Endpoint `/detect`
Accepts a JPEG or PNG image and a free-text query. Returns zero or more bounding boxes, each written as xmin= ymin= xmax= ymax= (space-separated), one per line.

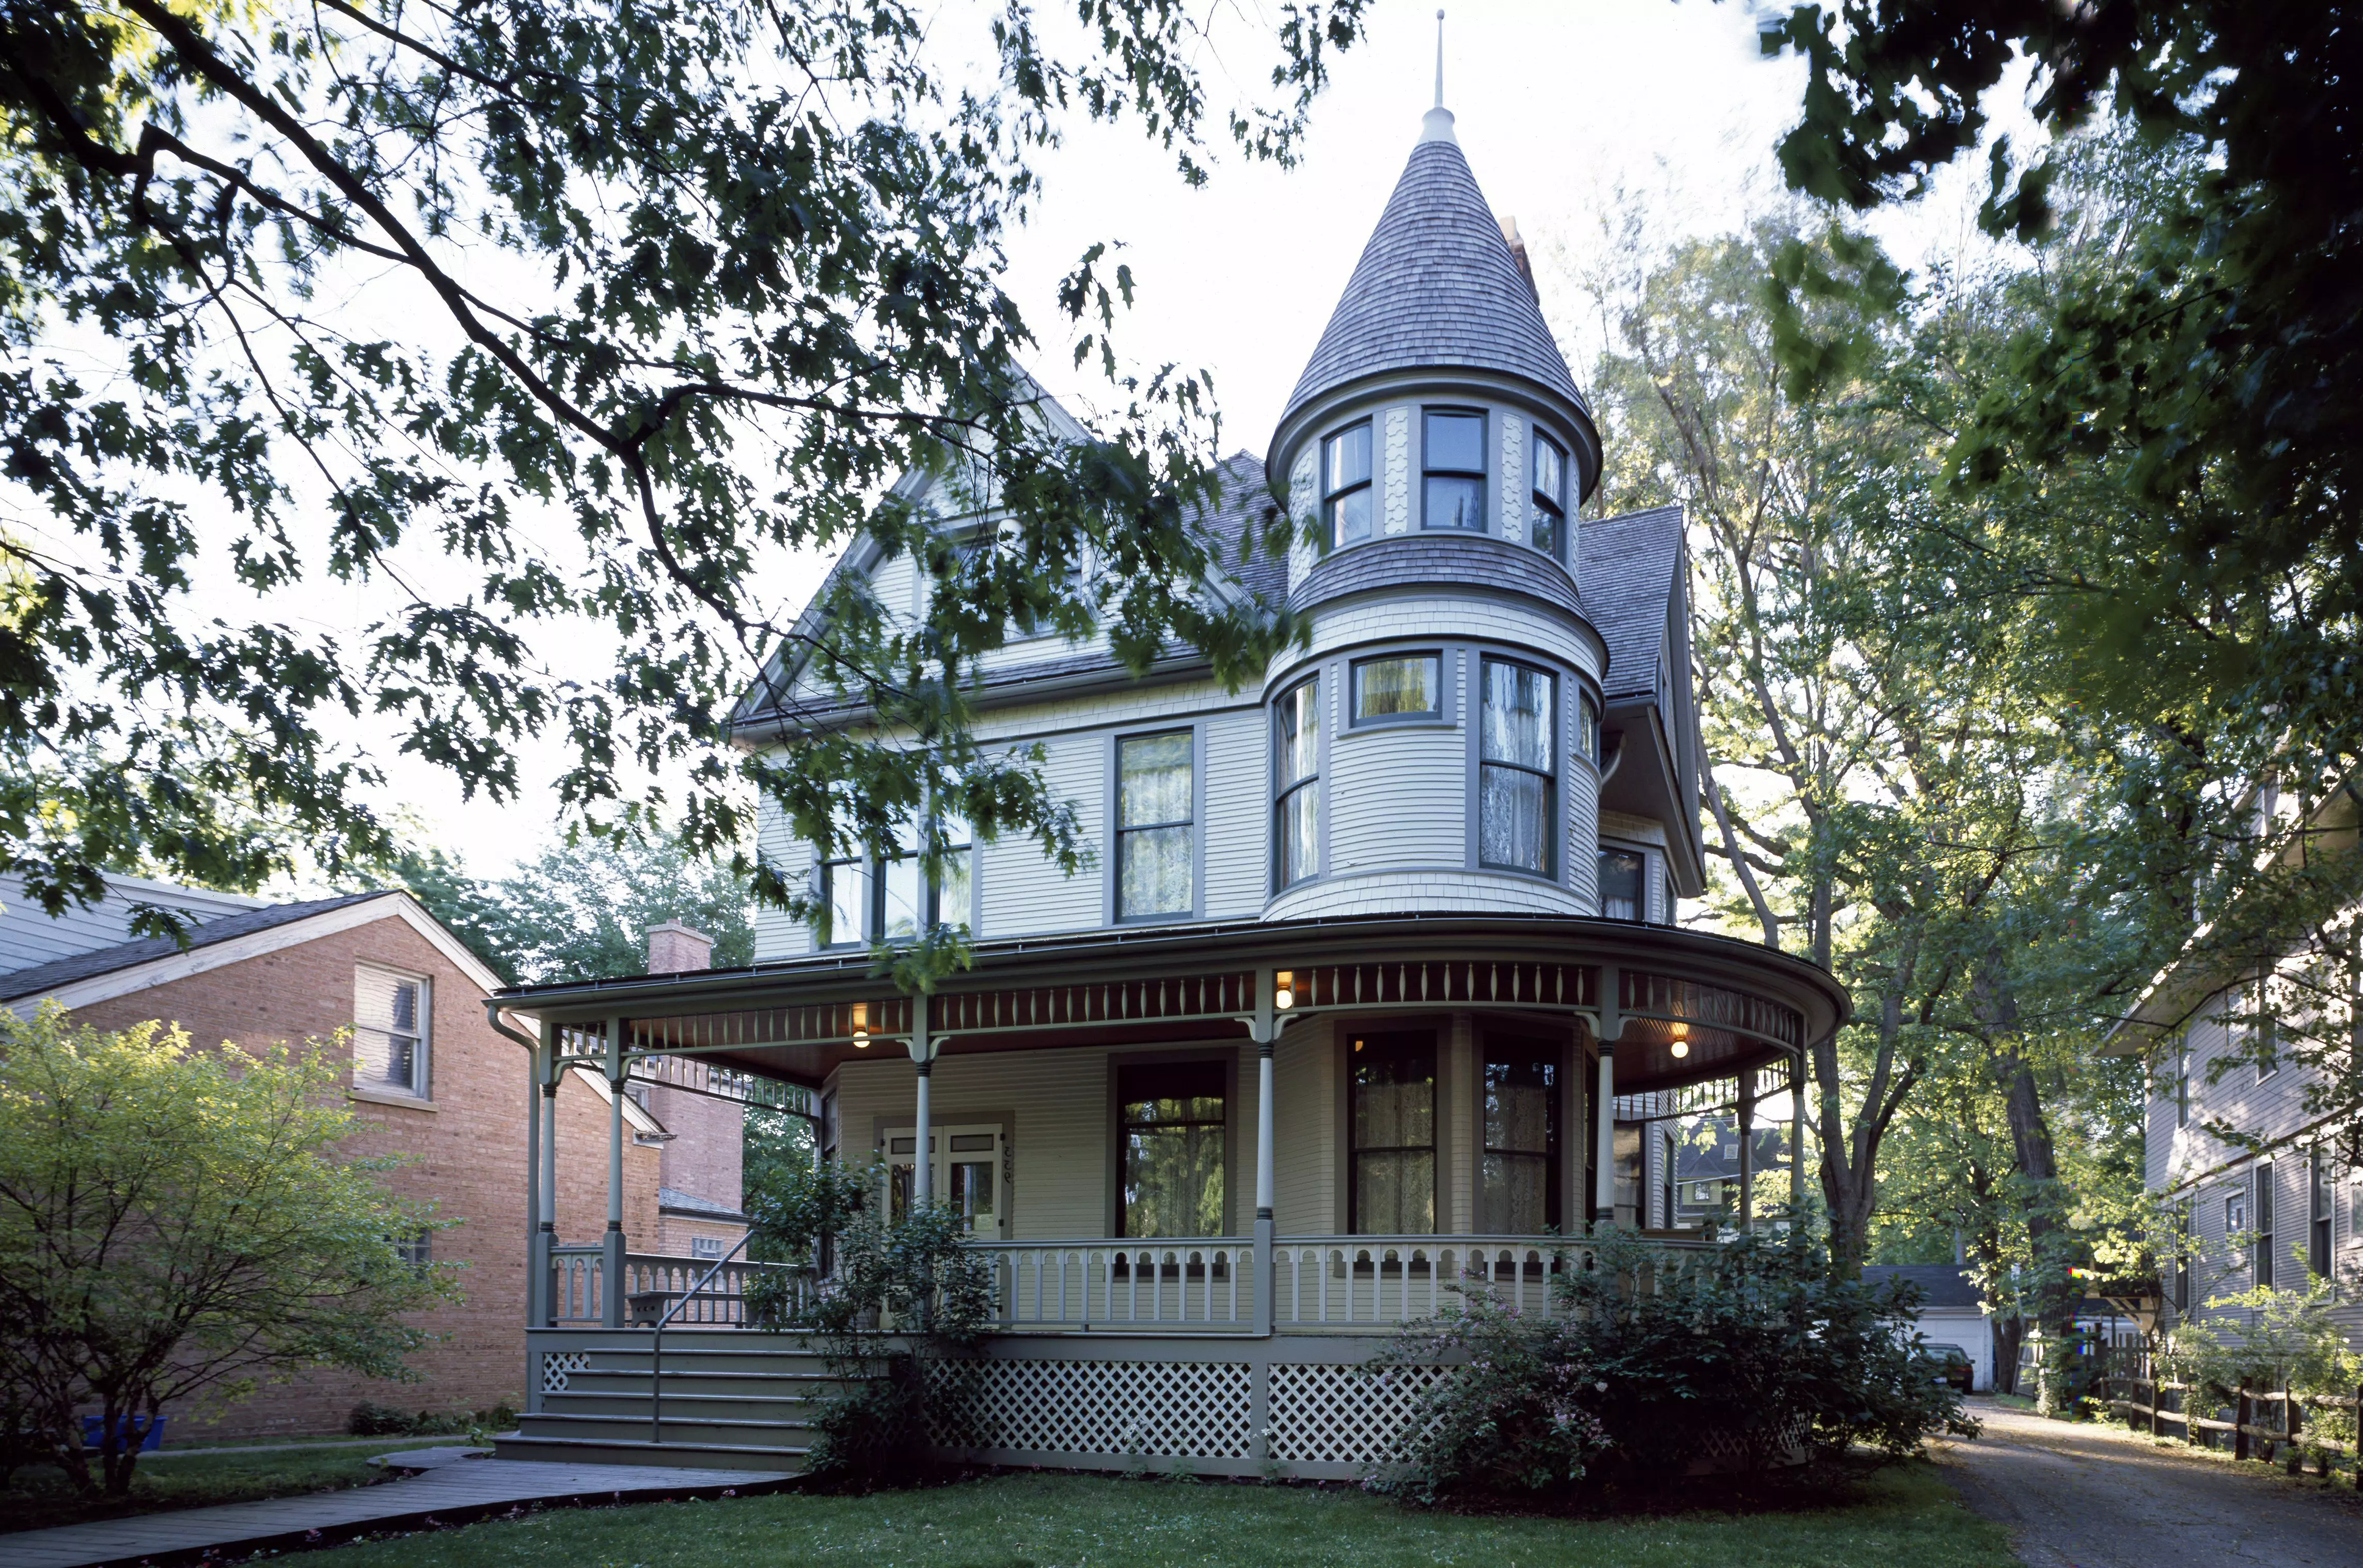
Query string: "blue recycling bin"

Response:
xmin=81 ymin=1414 xmax=167 ymax=1452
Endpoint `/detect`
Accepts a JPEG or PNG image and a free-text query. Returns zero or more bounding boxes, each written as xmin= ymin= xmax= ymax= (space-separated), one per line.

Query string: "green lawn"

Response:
xmin=318 ymin=1465 xmax=2015 ymax=1567
xmin=2 ymin=1440 xmax=429 ymax=1534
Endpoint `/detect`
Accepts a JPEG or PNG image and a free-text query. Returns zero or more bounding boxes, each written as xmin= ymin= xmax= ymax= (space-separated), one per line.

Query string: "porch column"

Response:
xmin=527 ymin=1022 xmax=550 ymax=1329
xmin=604 ymin=1012 xmax=626 ymax=1328
xmin=1593 ymin=966 xmax=1620 ymax=1229
xmin=1252 ymin=968 xmax=1279 ymax=1339
xmin=1736 ymin=1070 xmax=1756 ymax=1235
xmin=1790 ymin=1053 xmax=1806 ymax=1212
xmin=541 ymin=1031 xmax=560 ymax=1320
xmin=909 ymin=991 xmax=934 ymax=1205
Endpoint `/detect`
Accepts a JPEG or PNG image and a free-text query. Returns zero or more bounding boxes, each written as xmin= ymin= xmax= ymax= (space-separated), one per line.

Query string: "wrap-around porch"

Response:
xmin=496 ymin=914 xmax=1845 ymax=1475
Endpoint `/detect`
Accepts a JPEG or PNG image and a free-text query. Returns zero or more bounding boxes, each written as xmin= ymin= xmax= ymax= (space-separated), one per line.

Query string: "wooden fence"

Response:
xmin=2100 ymin=1345 xmax=2363 ymax=1486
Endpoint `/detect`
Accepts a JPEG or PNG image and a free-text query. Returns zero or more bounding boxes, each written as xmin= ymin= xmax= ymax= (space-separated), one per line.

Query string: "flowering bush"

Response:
xmin=1366 ymin=1229 xmax=1977 ymax=1505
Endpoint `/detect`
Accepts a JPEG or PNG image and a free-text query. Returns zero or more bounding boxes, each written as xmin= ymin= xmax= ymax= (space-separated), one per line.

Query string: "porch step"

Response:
xmin=566 ymin=1369 xmax=863 ymax=1400
xmin=494 ymin=1432 xmax=813 ymax=1472
xmin=545 ymin=1390 xmax=827 ymax=1423
xmin=518 ymin=1410 xmax=820 ymax=1449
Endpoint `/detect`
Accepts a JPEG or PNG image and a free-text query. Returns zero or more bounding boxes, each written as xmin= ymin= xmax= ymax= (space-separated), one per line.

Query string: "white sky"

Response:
xmin=346 ymin=0 xmax=2014 ymax=881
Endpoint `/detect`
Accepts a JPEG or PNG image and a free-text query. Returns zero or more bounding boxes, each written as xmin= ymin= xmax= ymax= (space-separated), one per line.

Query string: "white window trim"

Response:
xmin=353 ymin=961 xmax=432 ymax=1103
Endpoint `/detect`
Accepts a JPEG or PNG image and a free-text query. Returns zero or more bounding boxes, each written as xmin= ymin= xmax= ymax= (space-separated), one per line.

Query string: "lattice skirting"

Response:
xmin=1268 ymin=1362 xmax=1447 ymax=1466
xmin=927 ymin=1360 xmax=1254 ymax=1459
xmin=540 ymin=1350 xmax=593 ymax=1394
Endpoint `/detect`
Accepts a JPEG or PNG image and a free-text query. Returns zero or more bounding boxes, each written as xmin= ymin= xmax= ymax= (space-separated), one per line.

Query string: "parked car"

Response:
xmin=1922 ymin=1345 xmax=1975 ymax=1393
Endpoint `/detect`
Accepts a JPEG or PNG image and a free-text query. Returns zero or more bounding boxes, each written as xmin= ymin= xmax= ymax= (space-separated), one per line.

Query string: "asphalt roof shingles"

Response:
xmin=1283 ymin=136 xmax=1590 ymax=430
xmin=0 ymin=892 xmax=392 ymax=1002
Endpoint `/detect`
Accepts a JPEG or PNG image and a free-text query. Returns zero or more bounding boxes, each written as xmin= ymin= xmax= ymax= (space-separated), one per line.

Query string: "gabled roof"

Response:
xmin=1279 ymin=113 xmax=1590 ymax=437
xmin=1862 ymin=1264 xmax=1987 ymax=1312
xmin=0 ymin=892 xmax=389 ymax=1002
xmin=1585 ymin=504 xmax=1683 ymax=702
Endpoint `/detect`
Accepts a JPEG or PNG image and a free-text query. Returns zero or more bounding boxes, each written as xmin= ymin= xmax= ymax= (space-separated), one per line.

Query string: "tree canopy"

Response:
xmin=1 ymin=0 xmax=1367 ymax=967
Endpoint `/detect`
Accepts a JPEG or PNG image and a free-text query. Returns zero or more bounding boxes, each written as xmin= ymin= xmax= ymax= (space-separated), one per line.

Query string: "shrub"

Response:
xmin=1367 ymin=1228 xmax=1977 ymax=1506
xmin=2164 ymin=1277 xmax=2360 ymax=1460
xmin=347 ymin=1401 xmax=519 ymax=1438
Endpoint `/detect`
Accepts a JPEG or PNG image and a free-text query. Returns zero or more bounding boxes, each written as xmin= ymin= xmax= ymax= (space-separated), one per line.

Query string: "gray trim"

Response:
xmin=1419 ymin=404 xmax=1488 ymax=535
xmin=1335 ymin=1016 xmax=1451 ymax=1237
xmin=1291 ymin=531 xmax=1589 ymax=628
xmin=1466 ymin=651 xmax=1562 ymax=884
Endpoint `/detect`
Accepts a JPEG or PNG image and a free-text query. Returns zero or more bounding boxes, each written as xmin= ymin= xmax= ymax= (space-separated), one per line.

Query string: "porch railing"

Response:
xmin=976 ymin=1241 xmax=1256 ymax=1328
xmin=1274 ymin=1237 xmax=1579 ymax=1327
xmin=548 ymin=1246 xmax=809 ymax=1326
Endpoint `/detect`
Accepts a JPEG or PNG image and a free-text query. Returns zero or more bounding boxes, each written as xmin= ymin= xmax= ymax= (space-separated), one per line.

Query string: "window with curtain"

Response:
xmin=355 ymin=965 xmax=428 ymax=1096
xmin=1119 ymin=1062 xmax=1226 ymax=1237
xmin=1324 ymin=422 xmax=1373 ymax=547
xmin=1598 ymin=849 xmax=1644 ymax=921
xmin=1351 ymin=654 xmax=1441 ymax=724
xmin=1423 ymin=409 xmax=1485 ymax=531
xmin=1531 ymin=434 xmax=1568 ymax=559
xmin=1578 ymin=689 xmax=1600 ymax=764
xmin=1275 ymin=677 xmax=1320 ymax=889
xmin=1351 ymin=1031 xmax=1436 ymax=1234
xmin=1478 ymin=658 xmax=1554 ymax=875
xmin=1118 ymin=731 xmax=1193 ymax=917
xmin=1480 ymin=1035 xmax=1559 ymax=1233
xmin=2311 ymin=1147 xmax=2333 ymax=1279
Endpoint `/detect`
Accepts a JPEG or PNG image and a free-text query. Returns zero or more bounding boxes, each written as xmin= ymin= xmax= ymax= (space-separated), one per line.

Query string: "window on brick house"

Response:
xmin=691 ymin=1236 xmax=726 ymax=1260
xmin=354 ymin=965 xmax=429 ymax=1097
xmin=393 ymin=1230 xmax=432 ymax=1270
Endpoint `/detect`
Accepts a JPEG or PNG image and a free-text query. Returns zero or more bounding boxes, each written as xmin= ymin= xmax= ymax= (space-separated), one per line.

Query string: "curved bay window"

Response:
xmin=1480 ymin=1035 xmax=1559 ymax=1233
xmin=1351 ymin=654 xmax=1441 ymax=724
xmin=1478 ymin=658 xmax=1555 ymax=875
xmin=1531 ymin=434 xmax=1568 ymax=560
xmin=1351 ymin=1031 xmax=1436 ymax=1234
xmin=1119 ymin=1062 xmax=1226 ymax=1237
xmin=1324 ymin=422 xmax=1373 ymax=547
xmin=1423 ymin=409 xmax=1486 ymax=531
xmin=1275 ymin=676 xmax=1320 ymax=889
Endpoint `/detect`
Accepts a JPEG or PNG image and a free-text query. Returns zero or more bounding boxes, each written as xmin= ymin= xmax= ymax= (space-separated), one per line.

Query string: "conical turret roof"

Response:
xmin=1279 ymin=115 xmax=1590 ymax=432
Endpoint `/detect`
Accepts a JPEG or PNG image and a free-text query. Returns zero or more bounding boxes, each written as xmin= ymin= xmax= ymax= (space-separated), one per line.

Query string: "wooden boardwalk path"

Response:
xmin=0 ymin=1448 xmax=793 ymax=1567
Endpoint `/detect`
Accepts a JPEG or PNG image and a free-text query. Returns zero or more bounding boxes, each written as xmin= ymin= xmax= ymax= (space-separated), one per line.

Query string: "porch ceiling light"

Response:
xmin=851 ymin=1001 xmax=871 ymax=1048
xmin=1669 ymin=1020 xmax=1690 ymax=1059
xmin=1274 ymin=971 xmax=1296 ymax=1011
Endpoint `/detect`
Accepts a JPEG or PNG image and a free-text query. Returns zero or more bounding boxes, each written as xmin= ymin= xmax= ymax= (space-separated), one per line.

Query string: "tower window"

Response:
xmin=1323 ymin=423 xmax=1373 ymax=547
xmin=1351 ymin=654 xmax=1441 ymax=724
xmin=1477 ymin=658 xmax=1554 ymax=875
xmin=1423 ymin=410 xmax=1486 ymax=532
xmin=1532 ymin=435 xmax=1569 ymax=559
xmin=1275 ymin=676 xmax=1320 ymax=889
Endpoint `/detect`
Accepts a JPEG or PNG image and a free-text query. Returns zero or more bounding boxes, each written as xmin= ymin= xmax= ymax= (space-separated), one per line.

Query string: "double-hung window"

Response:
xmin=1351 ymin=1031 xmax=1436 ymax=1233
xmin=1577 ymin=690 xmax=1601 ymax=764
xmin=1477 ymin=658 xmax=1555 ymax=876
xmin=2255 ymin=1163 xmax=2276 ymax=1286
xmin=1480 ymin=1036 xmax=1559 ymax=1233
xmin=1118 ymin=732 xmax=1194 ymax=918
xmin=2173 ymin=1202 xmax=2191 ymax=1311
xmin=1599 ymin=849 xmax=1644 ymax=921
xmin=1531 ymin=434 xmax=1569 ymax=559
xmin=1351 ymin=654 xmax=1441 ymax=724
xmin=1117 ymin=1062 xmax=1226 ymax=1237
xmin=1324 ymin=423 xmax=1374 ymax=547
xmin=1275 ymin=677 xmax=1320 ymax=889
xmin=2310 ymin=1147 xmax=2334 ymax=1279
xmin=2225 ymin=1187 xmax=2251 ymax=1275
xmin=1423 ymin=410 xmax=1486 ymax=531
xmin=355 ymin=966 xmax=429 ymax=1098
xmin=821 ymin=809 xmax=971 ymax=945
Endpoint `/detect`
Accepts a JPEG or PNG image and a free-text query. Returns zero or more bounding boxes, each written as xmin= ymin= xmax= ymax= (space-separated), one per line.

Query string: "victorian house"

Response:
xmin=495 ymin=90 xmax=1846 ymax=1476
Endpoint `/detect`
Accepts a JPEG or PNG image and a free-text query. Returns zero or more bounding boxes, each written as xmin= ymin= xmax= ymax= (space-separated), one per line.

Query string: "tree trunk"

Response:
xmin=1993 ymin=1313 xmax=2026 ymax=1396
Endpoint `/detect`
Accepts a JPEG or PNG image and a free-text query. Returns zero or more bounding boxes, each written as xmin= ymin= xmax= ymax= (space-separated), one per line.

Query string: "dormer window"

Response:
xmin=1423 ymin=410 xmax=1486 ymax=531
xmin=1323 ymin=423 xmax=1373 ymax=547
xmin=1532 ymin=435 xmax=1568 ymax=560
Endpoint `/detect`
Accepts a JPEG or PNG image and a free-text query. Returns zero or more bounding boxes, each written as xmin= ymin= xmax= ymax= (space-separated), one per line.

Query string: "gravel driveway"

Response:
xmin=1933 ymin=1397 xmax=2363 ymax=1566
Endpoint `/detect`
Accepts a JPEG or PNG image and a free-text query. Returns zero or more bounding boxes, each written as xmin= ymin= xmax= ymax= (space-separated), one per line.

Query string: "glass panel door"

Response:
xmin=883 ymin=1123 xmax=1007 ymax=1237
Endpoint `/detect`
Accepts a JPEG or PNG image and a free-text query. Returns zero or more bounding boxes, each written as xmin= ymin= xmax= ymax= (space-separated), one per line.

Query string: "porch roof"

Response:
xmin=493 ymin=913 xmax=1847 ymax=1098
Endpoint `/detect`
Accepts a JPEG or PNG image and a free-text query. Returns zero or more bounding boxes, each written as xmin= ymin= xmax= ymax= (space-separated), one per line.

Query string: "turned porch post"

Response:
xmin=1737 ymin=1070 xmax=1756 ymax=1234
xmin=909 ymin=991 xmax=934 ymax=1204
xmin=1594 ymin=964 xmax=1620 ymax=1228
xmin=603 ymin=1012 xmax=626 ymax=1328
xmin=527 ymin=1021 xmax=552 ymax=1328
xmin=1252 ymin=968 xmax=1279 ymax=1338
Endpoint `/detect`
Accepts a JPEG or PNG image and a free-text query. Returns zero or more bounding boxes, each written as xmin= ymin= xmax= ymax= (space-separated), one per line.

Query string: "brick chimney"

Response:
xmin=645 ymin=920 xmax=715 ymax=974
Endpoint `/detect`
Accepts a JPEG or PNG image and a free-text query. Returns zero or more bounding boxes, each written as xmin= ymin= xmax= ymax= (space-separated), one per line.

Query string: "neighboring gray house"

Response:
xmin=2106 ymin=783 xmax=2362 ymax=1350
xmin=0 ymin=871 xmax=266 ymax=973
xmin=492 ymin=89 xmax=1847 ymax=1476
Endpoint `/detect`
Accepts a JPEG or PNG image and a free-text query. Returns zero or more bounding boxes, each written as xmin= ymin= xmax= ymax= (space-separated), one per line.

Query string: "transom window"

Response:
xmin=1351 ymin=1031 xmax=1436 ymax=1234
xmin=1423 ymin=410 xmax=1486 ymax=531
xmin=1599 ymin=849 xmax=1644 ymax=922
xmin=1323 ymin=422 xmax=1374 ymax=547
xmin=1477 ymin=657 xmax=1555 ymax=875
xmin=1118 ymin=731 xmax=1194 ymax=918
xmin=1531 ymin=434 xmax=1569 ymax=560
xmin=354 ymin=965 xmax=429 ymax=1097
xmin=1480 ymin=1035 xmax=1560 ymax=1233
xmin=1275 ymin=676 xmax=1320 ymax=890
xmin=1119 ymin=1062 xmax=1226 ymax=1238
xmin=1351 ymin=654 xmax=1441 ymax=724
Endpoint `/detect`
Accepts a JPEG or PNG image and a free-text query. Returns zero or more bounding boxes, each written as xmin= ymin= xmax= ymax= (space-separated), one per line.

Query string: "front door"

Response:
xmin=884 ymin=1123 xmax=1007 ymax=1238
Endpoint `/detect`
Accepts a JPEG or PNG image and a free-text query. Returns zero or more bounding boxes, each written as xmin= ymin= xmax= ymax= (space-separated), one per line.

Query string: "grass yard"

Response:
xmin=317 ymin=1464 xmax=2015 ymax=1568
xmin=1 ymin=1439 xmax=428 ymax=1533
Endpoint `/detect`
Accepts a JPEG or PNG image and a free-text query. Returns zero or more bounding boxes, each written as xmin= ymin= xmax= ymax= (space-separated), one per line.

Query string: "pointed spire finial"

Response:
xmin=1420 ymin=9 xmax=1457 ymax=144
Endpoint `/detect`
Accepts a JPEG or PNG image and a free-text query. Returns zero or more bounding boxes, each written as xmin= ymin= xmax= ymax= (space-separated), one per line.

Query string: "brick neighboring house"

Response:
xmin=0 ymin=881 xmax=695 ymax=1437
